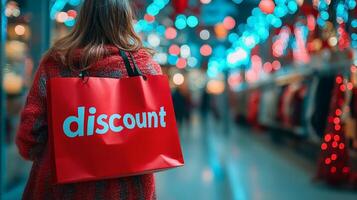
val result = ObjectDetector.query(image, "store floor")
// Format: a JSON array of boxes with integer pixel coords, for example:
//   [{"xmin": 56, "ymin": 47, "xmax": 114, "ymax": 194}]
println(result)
[
  {"xmin": 4, "ymin": 113, "xmax": 357, "ymax": 199},
  {"xmin": 156, "ymin": 113, "xmax": 357, "ymax": 200}
]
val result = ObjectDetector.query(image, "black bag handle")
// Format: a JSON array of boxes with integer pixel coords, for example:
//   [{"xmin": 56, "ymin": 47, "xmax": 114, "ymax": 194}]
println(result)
[
  {"xmin": 119, "ymin": 49, "xmax": 144, "ymax": 78},
  {"xmin": 129, "ymin": 52, "xmax": 143, "ymax": 77}
]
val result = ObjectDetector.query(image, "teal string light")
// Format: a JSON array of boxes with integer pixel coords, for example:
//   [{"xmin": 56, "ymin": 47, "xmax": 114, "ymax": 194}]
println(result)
[
  {"xmin": 50, "ymin": 0, "xmax": 81, "ymax": 27},
  {"xmin": 50, "ymin": 0, "xmax": 68, "ymax": 19},
  {"xmin": 320, "ymin": 11, "xmax": 329, "ymax": 20},
  {"xmin": 347, "ymin": 0, "xmax": 356, "ymax": 9},
  {"xmin": 187, "ymin": 16, "xmax": 199, "ymax": 28},
  {"xmin": 64, "ymin": 18, "xmax": 76, "ymax": 27},
  {"xmin": 352, "ymin": 19, "xmax": 357, "ymax": 28},
  {"xmin": 287, "ymin": 0, "xmax": 298, "ymax": 13},
  {"xmin": 222, "ymin": 0, "xmax": 299, "ymax": 71},
  {"xmin": 135, "ymin": 0, "xmax": 171, "ymax": 33},
  {"xmin": 336, "ymin": 2, "xmax": 348, "ymax": 23},
  {"xmin": 175, "ymin": 15, "xmax": 187, "ymax": 30},
  {"xmin": 146, "ymin": 0, "xmax": 170, "ymax": 16},
  {"xmin": 316, "ymin": 0, "xmax": 330, "ymax": 28},
  {"xmin": 168, "ymin": 54, "xmax": 179, "ymax": 65}
]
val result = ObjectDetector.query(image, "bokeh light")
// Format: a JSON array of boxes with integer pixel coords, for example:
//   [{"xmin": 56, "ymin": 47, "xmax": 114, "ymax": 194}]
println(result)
[
  {"xmin": 173, "ymin": 73, "xmax": 185, "ymax": 85},
  {"xmin": 200, "ymin": 44, "xmax": 213, "ymax": 56},
  {"xmin": 200, "ymin": 29, "xmax": 210, "ymax": 40}
]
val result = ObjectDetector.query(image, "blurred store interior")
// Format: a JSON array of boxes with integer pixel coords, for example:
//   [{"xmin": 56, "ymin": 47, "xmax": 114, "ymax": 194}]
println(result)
[{"xmin": 1, "ymin": 0, "xmax": 357, "ymax": 199}]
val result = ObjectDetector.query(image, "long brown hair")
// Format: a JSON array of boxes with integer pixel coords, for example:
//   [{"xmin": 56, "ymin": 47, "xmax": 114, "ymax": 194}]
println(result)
[{"xmin": 46, "ymin": 0, "xmax": 143, "ymax": 71}]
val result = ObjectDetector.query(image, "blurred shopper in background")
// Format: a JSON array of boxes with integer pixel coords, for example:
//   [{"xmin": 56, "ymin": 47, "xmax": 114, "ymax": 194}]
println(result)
[
  {"xmin": 200, "ymin": 83, "xmax": 220, "ymax": 126},
  {"xmin": 15, "ymin": 0, "xmax": 161, "ymax": 199},
  {"xmin": 172, "ymin": 80, "xmax": 193, "ymax": 126}
]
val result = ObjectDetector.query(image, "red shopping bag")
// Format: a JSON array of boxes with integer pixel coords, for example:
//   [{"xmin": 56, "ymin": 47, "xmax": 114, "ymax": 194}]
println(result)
[{"xmin": 47, "ymin": 50, "xmax": 184, "ymax": 184}]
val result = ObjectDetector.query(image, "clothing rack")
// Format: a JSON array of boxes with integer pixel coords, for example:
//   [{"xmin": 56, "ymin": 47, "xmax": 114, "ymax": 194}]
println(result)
[{"xmin": 232, "ymin": 59, "xmax": 357, "ymax": 167}]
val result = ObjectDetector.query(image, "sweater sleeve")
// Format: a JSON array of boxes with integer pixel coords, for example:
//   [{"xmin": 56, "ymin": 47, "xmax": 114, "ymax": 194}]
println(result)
[{"xmin": 16, "ymin": 61, "xmax": 48, "ymax": 161}]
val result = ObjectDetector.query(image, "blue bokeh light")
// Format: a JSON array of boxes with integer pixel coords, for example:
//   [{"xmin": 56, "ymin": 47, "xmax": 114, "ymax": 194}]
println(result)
[{"xmin": 187, "ymin": 16, "xmax": 199, "ymax": 28}]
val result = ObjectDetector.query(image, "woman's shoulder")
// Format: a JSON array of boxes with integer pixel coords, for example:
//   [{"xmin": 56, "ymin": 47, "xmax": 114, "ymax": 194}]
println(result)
[
  {"xmin": 40, "ymin": 50, "xmax": 62, "ymax": 67},
  {"xmin": 132, "ymin": 48, "xmax": 162, "ymax": 75},
  {"xmin": 132, "ymin": 48, "xmax": 152, "ymax": 61},
  {"xmin": 36, "ymin": 50, "xmax": 67, "ymax": 78}
]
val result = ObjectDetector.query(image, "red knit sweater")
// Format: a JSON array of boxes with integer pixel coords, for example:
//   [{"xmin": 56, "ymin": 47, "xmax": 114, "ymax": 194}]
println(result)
[{"xmin": 16, "ymin": 47, "xmax": 161, "ymax": 200}]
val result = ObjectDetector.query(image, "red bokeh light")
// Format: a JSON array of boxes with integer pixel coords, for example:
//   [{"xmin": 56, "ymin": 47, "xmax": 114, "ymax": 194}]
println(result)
[
  {"xmin": 340, "ymin": 85, "xmax": 346, "ymax": 91},
  {"xmin": 333, "ymin": 135, "xmax": 340, "ymax": 142},
  {"xmin": 321, "ymin": 143, "xmax": 328, "ymax": 150},
  {"xmin": 324, "ymin": 134, "xmax": 332, "ymax": 142},
  {"xmin": 165, "ymin": 27, "xmax": 177, "ymax": 40},
  {"xmin": 342, "ymin": 167, "xmax": 349, "ymax": 173},
  {"xmin": 339, "ymin": 143, "xmax": 345, "ymax": 150},
  {"xmin": 259, "ymin": 0, "xmax": 275, "ymax": 14},
  {"xmin": 333, "ymin": 117, "xmax": 340, "ymax": 124},
  {"xmin": 332, "ymin": 141, "xmax": 338, "ymax": 148},
  {"xmin": 169, "ymin": 44, "xmax": 180, "ymax": 55},
  {"xmin": 272, "ymin": 60, "xmax": 281, "ymax": 70},
  {"xmin": 223, "ymin": 16, "xmax": 236, "ymax": 30},
  {"xmin": 325, "ymin": 158, "xmax": 331, "ymax": 165},
  {"xmin": 335, "ymin": 109, "xmax": 342, "ymax": 116},
  {"xmin": 331, "ymin": 154, "xmax": 337, "ymax": 161},
  {"xmin": 144, "ymin": 14, "xmax": 155, "ymax": 23},
  {"xmin": 200, "ymin": 44, "xmax": 212, "ymax": 56},
  {"xmin": 67, "ymin": 10, "xmax": 77, "ymax": 18},
  {"xmin": 307, "ymin": 15, "xmax": 316, "ymax": 31},
  {"xmin": 336, "ymin": 76, "xmax": 343, "ymax": 84},
  {"xmin": 176, "ymin": 58, "xmax": 187, "ymax": 69},
  {"xmin": 263, "ymin": 62, "xmax": 273, "ymax": 73},
  {"xmin": 334, "ymin": 124, "xmax": 341, "ymax": 131}
]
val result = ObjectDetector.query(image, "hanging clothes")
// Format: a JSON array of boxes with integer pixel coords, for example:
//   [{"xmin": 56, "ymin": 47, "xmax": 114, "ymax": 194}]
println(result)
[
  {"xmin": 276, "ymin": 85, "xmax": 289, "ymax": 123},
  {"xmin": 280, "ymin": 83, "xmax": 302, "ymax": 127},
  {"xmin": 247, "ymin": 90, "xmax": 261, "ymax": 127},
  {"xmin": 290, "ymin": 84, "xmax": 308, "ymax": 127},
  {"xmin": 304, "ymin": 77, "xmax": 320, "ymax": 140},
  {"xmin": 311, "ymin": 75, "xmax": 335, "ymax": 138},
  {"xmin": 259, "ymin": 87, "xmax": 281, "ymax": 127}
]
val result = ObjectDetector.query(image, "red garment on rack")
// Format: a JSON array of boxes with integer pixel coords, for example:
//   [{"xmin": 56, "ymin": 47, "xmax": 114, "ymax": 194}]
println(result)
[
  {"xmin": 16, "ymin": 47, "xmax": 161, "ymax": 200},
  {"xmin": 278, "ymin": 84, "xmax": 306, "ymax": 127},
  {"xmin": 247, "ymin": 90, "xmax": 261, "ymax": 127},
  {"xmin": 172, "ymin": 0, "xmax": 188, "ymax": 14}
]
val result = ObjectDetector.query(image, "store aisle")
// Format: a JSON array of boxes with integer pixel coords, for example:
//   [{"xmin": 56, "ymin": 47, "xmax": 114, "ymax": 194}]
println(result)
[{"xmin": 155, "ymin": 113, "xmax": 357, "ymax": 200}]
